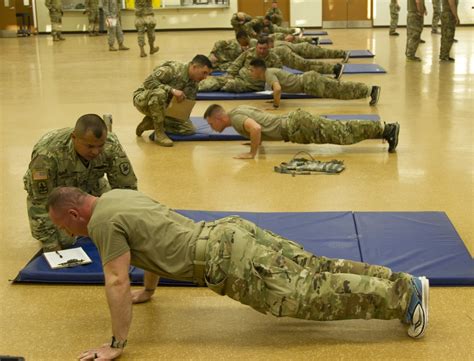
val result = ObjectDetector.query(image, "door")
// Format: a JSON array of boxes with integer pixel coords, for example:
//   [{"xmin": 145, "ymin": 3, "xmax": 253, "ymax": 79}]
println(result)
[
  {"xmin": 323, "ymin": 0, "xmax": 372, "ymax": 28},
  {"xmin": 238, "ymin": 0, "xmax": 290, "ymax": 25},
  {"xmin": 0, "ymin": 0, "xmax": 17, "ymax": 37}
]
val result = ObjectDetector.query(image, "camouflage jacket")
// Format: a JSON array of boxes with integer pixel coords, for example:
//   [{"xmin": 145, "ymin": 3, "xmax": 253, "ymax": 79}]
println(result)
[
  {"xmin": 45, "ymin": 0, "xmax": 62, "ymax": 12},
  {"xmin": 230, "ymin": 12, "xmax": 253, "ymax": 32},
  {"xmin": 140, "ymin": 61, "xmax": 199, "ymax": 101},
  {"xmin": 23, "ymin": 128, "xmax": 137, "ymax": 249},
  {"xmin": 227, "ymin": 48, "xmax": 283, "ymax": 77},
  {"xmin": 103, "ymin": 0, "xmax": 121, "ymax": 18},
  {"xmin": 243, "ymin": 16, "xmax": 273, "ymax": 37},
  {"xmin": 135, "ymin": 0, "xmax": 154, "ymax": 17},
  {"xmin": 209, "ymin": 39, "xmax": 245, "ymax": 71},
  {"xmin": 85, "ymin": 0, "xmax": 99, "ymax": 12}
]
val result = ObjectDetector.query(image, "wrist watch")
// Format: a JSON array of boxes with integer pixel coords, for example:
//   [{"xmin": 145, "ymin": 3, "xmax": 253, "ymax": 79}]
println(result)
[{"xmin": 111, "ymin": 336, "xmax": 127, "ymax": 349}]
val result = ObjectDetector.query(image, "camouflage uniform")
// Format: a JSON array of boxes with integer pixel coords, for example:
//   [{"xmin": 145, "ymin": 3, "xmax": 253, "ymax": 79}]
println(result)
[
  {"xmin": 85, "ymin": 0, "xmax": 99, "ymax": 35},
  {"xmin": 23, "ymin": 128, "xmax": 137, "ymax": 251},
  {"xmin": 389, "ymin": 0, "xmax": 400, "ymax": 35},
  {"xmin": 266, "ymin": 7, "xmax": 283, "ymax": 26},
  {"xmin": 135, "ymin": 0, "xmax": 157, "ymax": 54},
  {"xmin": 243, "ymin": 17, "xmax": 294, "ymax": 38},
  {"xmin": 45, "ymin": 0, "xmax": 64, "ymax": 41},
  {"xmin": 230, "ymin": 12, "xmax": 253, "ymax": 35},
  {"xmin": 406, "ymin": 0, "xmax": 425, "ymax": 58},
  {"xmin": 273, "ymin": 44, "xmax": 335, "ymax": 75},
  {"xmin": 199, "ymin": 48, "xmax": 283, "ymax": 93},
  {"xmin": 205, "ymin": 216, "xmax": 413, "ymax": 322},
  {"xmin": 270, "ymin": 33, "xmax": 313, "ymax": 43},
  {"xmin": 275, "ymin": 40, "xmax": 346, "ymax": 60},
  {"xmin": 266, "ymin": 68, "xmax": 370, "ymax": 100},
  {"xmin": 432, "ymin": 0, "xmax": 441, "ymax": 32},
  {"xmin": 103, "ymin": 0, "xmax": 124, "ymax": 48},
  {"xmin": 209, "ymin": 39, "xmax": 246, "ymax": 72},
  {"xmin": 440, "ymin": 0, "xmax": 458, "ymax": 59},
  {"xmin": 133, "ymin": 61, "xmax": 198, "ymax": 141}
]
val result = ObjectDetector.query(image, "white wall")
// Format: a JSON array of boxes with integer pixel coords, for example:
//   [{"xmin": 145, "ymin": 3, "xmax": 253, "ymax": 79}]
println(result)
[
  {"xmin": 373, "ymin": 0, "xmax": 474, "ymax": 26},
  {"xmin": 290, "ymin": 0, "xmax": 322, "ymax": 27}
]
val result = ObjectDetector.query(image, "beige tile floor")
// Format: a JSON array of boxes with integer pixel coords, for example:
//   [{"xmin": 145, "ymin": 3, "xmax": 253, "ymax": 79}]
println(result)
[{"xmin": 0, "ymin": 28, "xmax": 473, "ymax": 360}]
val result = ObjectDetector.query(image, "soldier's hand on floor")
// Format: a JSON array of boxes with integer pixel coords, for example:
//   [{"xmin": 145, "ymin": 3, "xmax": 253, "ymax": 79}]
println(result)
[
  {"xmin": 171, "ymin": 89, "xmax": 186, "ymax": 102},
  {"xmin": 131, "ymin": 288, "xmax": 154, "ymax": 304},
  {"xmin": 234, "ymin": 152, "xmax": 255, "ymax": 160}
]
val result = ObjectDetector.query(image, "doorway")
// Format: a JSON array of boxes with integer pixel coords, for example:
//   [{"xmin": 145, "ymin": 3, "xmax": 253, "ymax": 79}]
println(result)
[
  {"xmin": 238, "ymin": 0, "xmax": 290, "ymax": 25},
  {"xmin": 322, "ymin": 0, "xmax": 372, "ymax": 28},
  {"xmin": 0, "ymin": 0, "xmax": 17, "ymax": 37}
]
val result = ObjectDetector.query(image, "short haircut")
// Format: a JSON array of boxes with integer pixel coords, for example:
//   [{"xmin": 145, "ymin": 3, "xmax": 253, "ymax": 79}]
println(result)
[
  {"xmin": 191, "ymin": 54, "xmax": 213, "ymax": 69},
  {"xmin": 236, "ymin": 30, "xmax": 248, "ymax": 40},
  {"xmin": 250, "ymin": 58, "xmax": 267, "ymax": 70},
  {"xmin": 257, "ymin": 36, "xmax": 269, "ymax": 46},
  {"xmin": 74, "ymin": 114, "xmax": 107, "ymax": 139},
  {"xmin": 47, "ymin": 187, "xmax": 88, "ymax": 212},
  {"xmin": 264, "ymin": 15, "xmax": 272, "ymax": 21},
  {"xmin": 203, "ymin": 104, "xmax": 224, "ymax": 119}
]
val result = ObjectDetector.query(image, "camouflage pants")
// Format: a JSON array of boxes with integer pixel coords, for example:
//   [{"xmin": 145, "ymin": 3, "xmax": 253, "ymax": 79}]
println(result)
[
  {"xmin": 292, "ymin": 42, "xmax": 346, "ymax": 59},
  {"xmin": 88, "ymin": 11, "xmax": 99, "ymax": 33},
  {"xmin": 389, "ymin": 3, "xmax": 400, "ymax": 33},
  {"xmin": 133, "ymin": 87, "xmax": 195, "ymax": 135},
  {"xmin": 204, "ymin": 216, "xmax": 413, "ymax": 322},
  {"xmin": 440, "ymin": 12, "xmax": 456, "ymax": 59},
  {"xmin": 107, "ymin": 18, "xmax": 124, "ymax": 47},
  {"xmin": 406, "ymin": 12, "xmax": 424, "ymax": 57},
  {"xmin": 432, "ymin": 0, "xmax": 441, "ymax": 31},
  {"xmin": 278, "ymin": 48, "xmax": 334, "ymax": 74},
  {"xmin": 198, "ymin": 70, "xmax": 265, "ymax": 93},
  {"xmin": 286, "ymin": 109, "xmax": 383, "ymax": 145},
  {"xmin": 135, "ymin": 15, "xmax": 156, "ymax": 47},
  {"xmin": 49, "ymin": 10, "xmax": 62, "ymax": 36},
  {"xmin": 302, "ymin": 72, "xmax": 370, "ymax": 100}
]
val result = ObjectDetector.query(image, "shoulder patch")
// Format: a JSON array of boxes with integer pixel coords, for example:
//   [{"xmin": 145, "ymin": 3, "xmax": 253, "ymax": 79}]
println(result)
[
  {"xmin": 36, "ymin": 181, "xmax": 49, "ymax": 194},
  {"xmin": 119, "ymin": 162, "xmax": 131, "ymax": 176},
  {"xmin": 32, "ymin": 169, "xmax": 49, "ymax": 180}
]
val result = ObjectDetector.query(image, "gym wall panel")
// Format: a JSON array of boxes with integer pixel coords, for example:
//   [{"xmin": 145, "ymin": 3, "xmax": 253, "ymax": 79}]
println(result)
[{"xmin": 290, "ymin": 0, "xmax": 322, "ymax": 27}]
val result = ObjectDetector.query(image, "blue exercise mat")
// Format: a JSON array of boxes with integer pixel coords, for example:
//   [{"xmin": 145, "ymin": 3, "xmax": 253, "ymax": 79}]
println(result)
[
  {"xmin": 14, "ymin": 211, "xmax": 473, "ymax": 286},
  {"xmin": 166, "ymin": 114, "xmax": 379, "ymax": 142},
  {"xmin": 282, "ymin": 64, "xmax": 386, "ymax": 75},
  {"xmin": 349, "ymin": 50, "xmax": 375, "ymax": 58},
  {"xmin": 196, "ymin": 91, "xmax": 315, "ymax": 101},
  {"xmin": 319, "ymin": 38, "xmax": 333, "ymax": 45},
  {"xmin": 355, "ymin": 212, "xmax": 474, "ymax": 286},
  {"xmin": 303, "ymin": 30, "xmax": 328, "ymax": 36}
]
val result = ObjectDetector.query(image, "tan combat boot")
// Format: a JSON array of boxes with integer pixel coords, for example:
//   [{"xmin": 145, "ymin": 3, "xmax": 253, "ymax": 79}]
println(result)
[
  {"xmin": 139, "ymin": 46, "xmax": 147, "ymax": 57},
  {"xmin": 153, "ymin": 123, "xmax": 173, "ymax": 147},
  {"xmin": 118, "ymin": 43, "xmax": 130, "ymax": 51},
  {"xmin": 58, "ymin": 32, "xmax": 66, "ymax": 40},
  {"xmin": 52, "ymin": 32, "xmax": 60, "ymax": 41},
  {"xmin": 149, "ymin": 43, "xmax": 159, "ymax": 55},
  {"xmin": 135, "ymin": 116, "xmax": 154, "ymax": 136}
]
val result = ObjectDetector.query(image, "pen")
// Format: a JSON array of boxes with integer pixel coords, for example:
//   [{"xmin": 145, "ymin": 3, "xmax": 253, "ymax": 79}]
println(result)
[{"xmin": 55, "ymin": 250, "xmax": 63, "ymax": 258}]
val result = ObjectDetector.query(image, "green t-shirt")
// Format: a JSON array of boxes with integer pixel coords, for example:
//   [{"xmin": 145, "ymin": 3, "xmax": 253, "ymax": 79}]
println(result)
[
  {"xmin": 228, "ymin": 105, "xmax": 286, "ymax": 141},
  {"xmin": 88, "ymin": 189, "xmax": 204, "ymax": 281},
  {"xmin": 265, "ymin": 68, "xmax": 304, "ymax": 93}
]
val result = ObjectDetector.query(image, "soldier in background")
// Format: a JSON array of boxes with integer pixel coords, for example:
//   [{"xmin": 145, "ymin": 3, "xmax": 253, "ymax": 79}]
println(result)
[
  {"xmin": 439, "ymin": 0, "xmax": 459, "ymax": 62},
  {"xmin": 135, "ymin": 0, "xmax": 160, "ymax": 58},
  {"xmin": 204, "ymin": 104, "xmax": 401, "ymax": 159},
  {"xmin": 243, "ymin": 15, "xmax": 295, "ymax": 38},
  {"xmin": 208, "ymin": 30, "xmax": 251, "ymax": 71},
  {"xmin": 389, "ymin": 0, "xmax": 400, "ymax": 36},
  {"xmin": 266, "ymin": 0, "xmax": 283, "ymax": 26},
  {"xmin": 134, "ymin": 55, "xmax": 213, "ymax": 147},
  {"xmin": 84, "ymin": 0, "xmax": 100, "ymax": 36},
  {"xmin": 103, "ymin": 0, "xmax": 129, "ymax": 51},
  {"xmin": 45, "ymin": 0, "xmax": 65, "ymax": 41},
  {"xmin": 406, "ymin": 0, "xmax": 426, "ymax": 61},
  {"xmin": 23, "ymin": 114, "xmax": 137, "ymax": 251},
  {"xmin": 248, "ymin": 59, "xmax": 381, "ymax": 108},
  {"xmin": 431, "ymin": 0, "xmax": 441, "ymax": 33},
  {"xmin": 230, "ymin": 12, "xmax": 253, "ymax": 35}
]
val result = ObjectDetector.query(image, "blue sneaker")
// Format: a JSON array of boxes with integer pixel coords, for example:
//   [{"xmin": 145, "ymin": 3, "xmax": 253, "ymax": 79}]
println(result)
[{"xmin": 406, "ymin": 276, "xmax": 429, "ymax": 338}]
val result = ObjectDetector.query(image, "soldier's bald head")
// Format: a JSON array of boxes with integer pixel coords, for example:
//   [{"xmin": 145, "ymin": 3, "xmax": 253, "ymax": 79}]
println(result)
[{"xmin": 74, "ymin": 114, "xmax": 108, "ymax": 139}]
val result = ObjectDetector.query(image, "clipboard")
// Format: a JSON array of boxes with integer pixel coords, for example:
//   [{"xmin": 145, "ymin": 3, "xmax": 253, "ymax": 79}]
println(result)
[
  {"xmin": 43, "ymin": 247, "xmax": 92, "ymax": 269},
  {"xmin": 165, "ymin": 97, "xmax": 196, "ymax": 122}
]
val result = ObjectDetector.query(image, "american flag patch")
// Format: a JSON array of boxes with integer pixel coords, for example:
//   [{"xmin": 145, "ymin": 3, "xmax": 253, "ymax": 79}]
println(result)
[{"xmin": 32, "ymin": 169, "xmax": 48, "ymax": 180}]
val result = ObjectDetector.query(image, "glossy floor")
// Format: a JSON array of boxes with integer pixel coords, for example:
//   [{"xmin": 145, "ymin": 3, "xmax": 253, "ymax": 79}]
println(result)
[{"xmin": 0, "ymin": 28, "xmax": 473, "ymax": 360}]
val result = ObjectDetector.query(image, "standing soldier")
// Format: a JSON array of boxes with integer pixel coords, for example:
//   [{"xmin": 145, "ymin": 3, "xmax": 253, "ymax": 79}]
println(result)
[
  {"xmin": 406, "ymin": 0, "xmax": 426, "ymax": 61},
  {"xmin": 45, "ymin": 0, "xmax": 65, "ymax": 41},
  {"xmin": 135, "ymin": 0, "xmax": 160, "ymax": 58},
  {"xmin": 84, "ymin": 0, "xmax": 100, "ymax": 36},
  {"xmin": 439, "ymin": 0, "xmax": 459, "ymax": 62},
  {"xmin": 389, "ymin": 0, "xmax": 400, "ymax": 36},
  {"xmin": 266, "ymin": 0, "xmax": 283, "ymax": 26},
  {"xmin": 134, "ymin": 55, "xmax": 213, "ymax": 147},
  {"xmin": 103, "ymin": 0, "xmax": 129, "ymax": 51},
  {"xmin": 431, "ymin": 0, "xmax": 441, "ymax": 33},
  {"xmin": 23, "ymin": 114, "xmax": 137, "ymax": 251}
]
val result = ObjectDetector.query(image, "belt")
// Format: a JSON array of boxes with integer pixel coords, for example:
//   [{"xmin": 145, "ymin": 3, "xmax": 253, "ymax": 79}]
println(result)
[
  {"xmin": 281, "ymin": 117, "xmax": 289, "ymax": 142},
  {"xmin": 193, "ymin": 222, "xmax": 214, "ymax": 286}
]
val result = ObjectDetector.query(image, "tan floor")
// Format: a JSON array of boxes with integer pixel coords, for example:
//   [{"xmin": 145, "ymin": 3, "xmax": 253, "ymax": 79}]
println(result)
[{"xmin": 0, "ymin": 28, "xmax": 473, "ymax": 360}]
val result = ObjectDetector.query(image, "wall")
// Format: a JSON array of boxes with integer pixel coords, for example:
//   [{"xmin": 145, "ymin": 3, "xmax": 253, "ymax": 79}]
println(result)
[
  {"xmin": 36, "ymin": 0, "xmax": 238, "ymax": 32},
  {"xmin": 290, "ymin": 0, "xmax": 322, "ymax": 27},
  {"xmin": 373, "ymin": 0, "xmax": 474, "ymax": 26}
]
